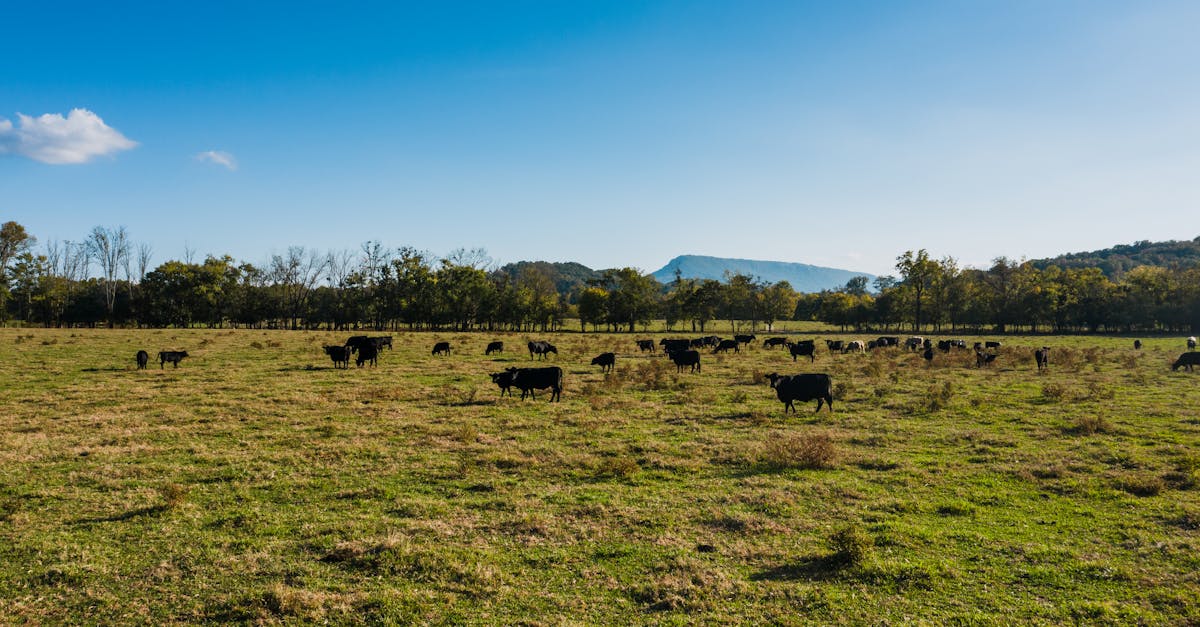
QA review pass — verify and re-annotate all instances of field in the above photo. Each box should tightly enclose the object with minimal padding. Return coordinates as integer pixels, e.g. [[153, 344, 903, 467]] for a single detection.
[[2, 328, 1199, 624]]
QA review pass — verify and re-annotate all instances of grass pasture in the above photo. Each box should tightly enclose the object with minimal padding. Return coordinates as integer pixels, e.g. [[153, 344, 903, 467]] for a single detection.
[[2, 328, 1200, 624]]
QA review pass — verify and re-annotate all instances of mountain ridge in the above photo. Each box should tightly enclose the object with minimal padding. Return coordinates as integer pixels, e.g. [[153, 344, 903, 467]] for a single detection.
[[650, 254, 875, 293]]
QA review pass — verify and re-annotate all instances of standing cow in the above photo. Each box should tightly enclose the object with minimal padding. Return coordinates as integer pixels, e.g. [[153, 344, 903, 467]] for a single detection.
[[636, 339, 656, 353], [486, 341, 504, 355], [668, 349, 701, 373], [787, 341, 815, 363], [591, 352, 615, 373], [1035, 347, 1049, 370], [528, 341, 557, 360], [764, 373, 833, 413], [432, 342, 451, 356], [135, 350, 149, 370], [1189, 337, 1198, 351], [159, 351, 189, 369]]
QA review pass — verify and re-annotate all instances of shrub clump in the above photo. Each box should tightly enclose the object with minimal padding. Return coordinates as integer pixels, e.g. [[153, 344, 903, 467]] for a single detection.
[[828, 524, 874, 565], [758, 431, 838, 470]]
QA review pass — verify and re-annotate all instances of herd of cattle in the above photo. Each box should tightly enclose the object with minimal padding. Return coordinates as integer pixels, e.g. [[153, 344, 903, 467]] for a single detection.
[[133, 332, 1200, 413]]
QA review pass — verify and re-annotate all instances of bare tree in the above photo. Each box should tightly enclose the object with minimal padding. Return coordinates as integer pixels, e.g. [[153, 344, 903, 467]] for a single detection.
[[86, 226, 130, 326], [326, 249, 357, 288], [444, 247, 493, 271], [137, 243, 153, 282], [269, 246, 327, 329]]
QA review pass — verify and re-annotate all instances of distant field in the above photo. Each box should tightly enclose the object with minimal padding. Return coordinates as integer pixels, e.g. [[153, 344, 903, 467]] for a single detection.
[[2, 328, 1199, 623]]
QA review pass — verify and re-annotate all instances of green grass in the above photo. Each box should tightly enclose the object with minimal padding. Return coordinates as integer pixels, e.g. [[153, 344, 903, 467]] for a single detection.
[[2, 328, 1199, 623]]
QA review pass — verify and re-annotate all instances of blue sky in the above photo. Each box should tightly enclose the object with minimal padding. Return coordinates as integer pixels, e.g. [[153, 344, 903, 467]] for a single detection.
[[3, 1, 1198, 277]]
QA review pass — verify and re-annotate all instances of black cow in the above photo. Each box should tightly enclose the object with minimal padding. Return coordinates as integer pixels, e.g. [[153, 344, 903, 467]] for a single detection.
[[876, 336, 900, 348], [973, 342, 984, 351], [787, 340, 815, 363], [668, 349, 701, 373], [636, 339, 656, 353], [509, 366, 563, 401], [937, 340, 952, 352], [159, 351, 188, 369], [713, 339, 740, 354], [824, 339, 844, 352], [1133, 340, 1142, 350], [345, 336, 373, 354], [660, 338, 691, 354], [764, 337, 790, 349], [486, 341, 504, 355], [922, 346, 934, 363], [432, 341, 451, 356], [950, 339, 967, 349], [490, 370, 515, 397], [591, 352, 615, 372], [1035, 347, 1049, 370], [866, 340, 879, 351], [690, 337, 707, 348], [1173, 352, 1200, 372], [734, 334, 756, 347], [985, 341, 1002, 350], [356, 343, 379, 367], [764, 373, 833, 413], [528, 341, 557, 360], [323, 345, 352, 369], [372, 336, 393, 350], [905, 336, 925, 351], [135, 350, 149, 370], [976, 350, 997, 367], [699, 335, 721, 348]]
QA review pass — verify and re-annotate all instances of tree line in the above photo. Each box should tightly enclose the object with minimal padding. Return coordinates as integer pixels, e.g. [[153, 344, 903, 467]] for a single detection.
[[1, 222, 1198, 333]]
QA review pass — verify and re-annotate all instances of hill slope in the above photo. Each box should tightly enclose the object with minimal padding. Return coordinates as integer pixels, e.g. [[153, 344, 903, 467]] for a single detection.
[[1030, 237, 1200, 278], [651, 255, 874, 293]]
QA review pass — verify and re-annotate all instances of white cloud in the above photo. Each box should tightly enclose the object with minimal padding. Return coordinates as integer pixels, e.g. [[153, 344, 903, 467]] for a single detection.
[[0, 108, 137, 164], [195, 150, 237, 171]]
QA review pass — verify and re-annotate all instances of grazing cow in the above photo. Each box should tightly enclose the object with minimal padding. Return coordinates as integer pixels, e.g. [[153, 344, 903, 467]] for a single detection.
[[158, 351, 188, 369], [764, 373, 833, 413], [845, 340, 865, 353], [876, 336, 900, 348], [973, 342, 983, 351], [950, 340, 967, 349], [1172, 352, 1200, 372], [985, 341, 1002, 350], [713, 339, 740, 354], [787, 340, 816, 363], [668, 349, 701, 373], [486, 341, 504, 355], [976, 350, 997, 367], [1035, 347, 1049, 370], [636, 339, 656, 353], [699, 336, 721, 348], [690, 337, 707, 349], [355, 343, 379, 367], [905, 337, 925, 352], [528, 341, 557, 360], [824, 339, 844, 352], [660, 338, 691, 354], [1133, 340, 1142, 350], [432, 341, 451, 356], [1189, 337, 1198, 350], [508, 366, 563, 401], [922, 346, 934, 363], [372, 336, 393, 350], [135, 350, 149, 370], [764, 337, 790, 349], [866, 340, 879, 351], [937, 340, 952, 352], [734, 334, 757, 347], [323, 345, 352, 369], [591, 352, 615, 373], [490, 370, 515, 397], [344, 336, 373, 354]]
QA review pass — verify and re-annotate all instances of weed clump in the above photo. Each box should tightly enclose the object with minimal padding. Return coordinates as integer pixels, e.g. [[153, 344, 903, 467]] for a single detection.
[[1042, 383, 1069, 402], [1071, 415, 1111, 435], [158, 482, 189, 509], [828, 523, 874, 565], [1115, 474, 1164, 497], [758, 431, 838, 470], [926, 381, 953, 411]]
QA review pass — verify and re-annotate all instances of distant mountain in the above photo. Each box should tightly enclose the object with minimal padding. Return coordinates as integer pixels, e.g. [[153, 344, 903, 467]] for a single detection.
[[651, 255, 875, 293], [1030, 237, 1200, 278]]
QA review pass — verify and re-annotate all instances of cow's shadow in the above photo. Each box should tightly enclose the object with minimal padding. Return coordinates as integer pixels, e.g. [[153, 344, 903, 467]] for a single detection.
[[73, 504, 167, 525], [750, 555, 850, 582]]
